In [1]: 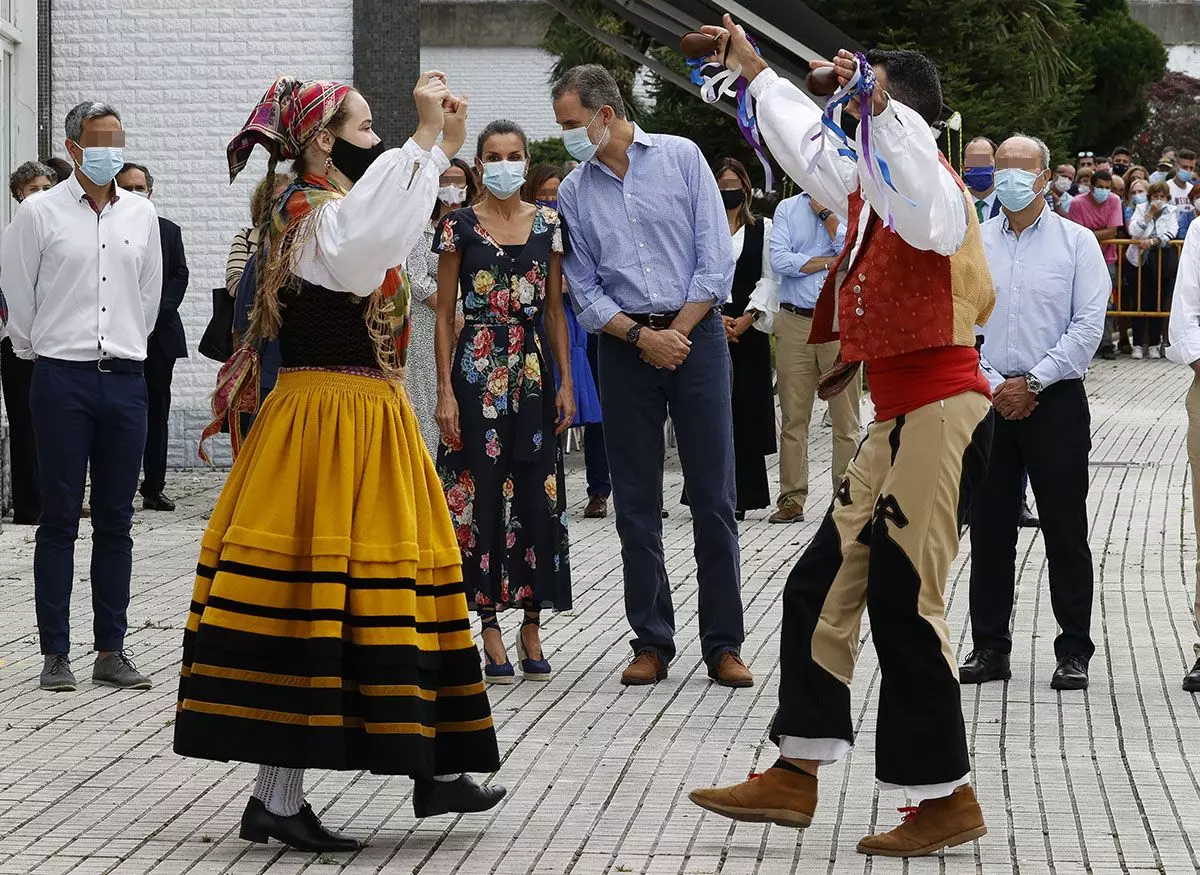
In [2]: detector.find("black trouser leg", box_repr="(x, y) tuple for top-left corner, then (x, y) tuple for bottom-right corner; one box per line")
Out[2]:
(1, 338), (40, 522)
(1021, 381), (1095, 660)
(140, 353), (174, 498)
(969, 412), (1025, 654)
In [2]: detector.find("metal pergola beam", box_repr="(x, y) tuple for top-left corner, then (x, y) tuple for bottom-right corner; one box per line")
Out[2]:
(542, 0), (737, 120)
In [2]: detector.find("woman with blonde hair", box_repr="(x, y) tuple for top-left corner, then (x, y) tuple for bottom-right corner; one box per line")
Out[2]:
(175, 73), (504, 853)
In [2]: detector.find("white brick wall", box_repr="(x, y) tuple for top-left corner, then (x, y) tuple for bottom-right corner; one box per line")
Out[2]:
(419, 45), (564, 150)
(51, 0), (354, 468)
(48, 7), (561, 470)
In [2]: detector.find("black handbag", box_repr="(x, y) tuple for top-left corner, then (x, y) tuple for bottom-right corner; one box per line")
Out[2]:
(198, 286), (234, 362)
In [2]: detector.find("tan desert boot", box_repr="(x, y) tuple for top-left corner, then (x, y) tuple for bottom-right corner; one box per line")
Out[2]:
(857, 784), (987, 857)
(688, 761), (817, 828)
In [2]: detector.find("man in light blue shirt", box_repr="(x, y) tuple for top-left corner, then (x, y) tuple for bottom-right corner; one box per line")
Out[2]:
(768, 192), (858, 524)
(962, 134), (1109, 693)
(553, 64), (749, 689)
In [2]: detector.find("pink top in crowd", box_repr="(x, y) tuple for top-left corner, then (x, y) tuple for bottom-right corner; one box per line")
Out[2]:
(1067, 193), (1124, 265)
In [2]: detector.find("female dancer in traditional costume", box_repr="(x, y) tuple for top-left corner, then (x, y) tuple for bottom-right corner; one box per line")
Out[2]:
(174, 72), (505, 853)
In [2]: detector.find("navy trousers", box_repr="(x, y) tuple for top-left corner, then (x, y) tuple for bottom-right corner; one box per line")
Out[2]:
(597, 311), (743, 666)
(584, 332), (610, 499)
(30, 359), (148, 655)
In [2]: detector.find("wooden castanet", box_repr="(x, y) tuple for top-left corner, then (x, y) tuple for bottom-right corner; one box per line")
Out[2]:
(680, 31), (720, 60)
(806, 65), (840, 96)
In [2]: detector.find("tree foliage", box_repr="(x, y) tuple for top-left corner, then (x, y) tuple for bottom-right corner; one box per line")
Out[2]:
(1068, 8), (1167, 154)
(540, 0), (1164, 175)
(1134, 72), (1200, 164)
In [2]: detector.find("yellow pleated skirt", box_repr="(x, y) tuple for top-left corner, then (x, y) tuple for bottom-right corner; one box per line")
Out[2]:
(174, 370), (500, 777)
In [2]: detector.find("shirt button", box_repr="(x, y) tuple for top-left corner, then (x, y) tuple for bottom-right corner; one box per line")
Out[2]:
(853, 285), (861, 293)
(858, 273), (866, 281)
(102, 277), (107, 282)
(101, 307), (107, 312)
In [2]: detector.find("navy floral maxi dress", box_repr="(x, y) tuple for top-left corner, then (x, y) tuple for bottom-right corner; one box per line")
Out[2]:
(434, 205), (572, 613)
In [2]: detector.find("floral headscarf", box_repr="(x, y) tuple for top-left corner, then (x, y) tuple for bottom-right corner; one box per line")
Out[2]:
(227, 77), (351, 183)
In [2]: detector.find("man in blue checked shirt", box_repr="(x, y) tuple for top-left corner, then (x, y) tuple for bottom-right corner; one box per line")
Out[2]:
(552, 63), (752, 690)
(768, 191), (857, 525)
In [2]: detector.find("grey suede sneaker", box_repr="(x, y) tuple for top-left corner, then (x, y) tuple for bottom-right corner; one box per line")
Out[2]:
(92, 651), (152, 690)
(40, 654), (78, 692)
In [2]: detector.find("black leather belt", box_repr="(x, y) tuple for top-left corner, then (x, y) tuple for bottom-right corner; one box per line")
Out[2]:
(780, 303), (815, 317)
(626, 308), (716, 330)
(40, 356), (144, 375)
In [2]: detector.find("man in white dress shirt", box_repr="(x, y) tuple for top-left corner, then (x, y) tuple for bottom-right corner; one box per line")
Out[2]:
(962, 135), (1108, 692)
(0, 101), (162, 693)
(1167, 219), (1200, 693)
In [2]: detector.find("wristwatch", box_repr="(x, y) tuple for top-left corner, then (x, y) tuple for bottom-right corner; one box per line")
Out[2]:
(626, 323), (644, 345)
(818, 209), (833, 222)
(1024, 373), (1043, 395)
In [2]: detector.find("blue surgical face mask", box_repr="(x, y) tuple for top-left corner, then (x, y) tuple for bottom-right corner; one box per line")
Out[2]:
(1092, 188), (1111, 204)
(481, 160), (527, 199)
(74, 144), (124, 186)
(563, 109), (608, 163)
(994, 168), (1045, 211)
(962, 166), (994, 193)
(1178, 169), (1194, 184)
(1133, 192), (1148, 205)
(536, 198), (559, 211)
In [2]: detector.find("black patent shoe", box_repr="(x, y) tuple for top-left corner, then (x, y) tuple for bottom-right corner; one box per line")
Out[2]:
(1018, 502), (1040, 528)
(959, 648), (1011, 685)
(412, 775), (507, 818)
(142, 493), (176, 511)
(239, 797), (361, 852)
(1183, 657), (1200, 693)
(1050, 654), (1089, 691)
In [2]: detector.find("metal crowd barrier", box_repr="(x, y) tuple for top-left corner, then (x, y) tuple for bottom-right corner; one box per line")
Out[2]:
(1108, 238), (1184, 318)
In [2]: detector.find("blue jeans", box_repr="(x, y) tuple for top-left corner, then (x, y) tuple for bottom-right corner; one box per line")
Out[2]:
(597, 312), (743, 666)
(30, 359), (148, 655)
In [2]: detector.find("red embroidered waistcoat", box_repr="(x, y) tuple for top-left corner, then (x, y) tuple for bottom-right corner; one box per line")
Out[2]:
(808, 157), (995, 362)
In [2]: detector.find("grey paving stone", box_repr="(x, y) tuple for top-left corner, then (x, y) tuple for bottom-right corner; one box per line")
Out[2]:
(0, 362), (1197, 873)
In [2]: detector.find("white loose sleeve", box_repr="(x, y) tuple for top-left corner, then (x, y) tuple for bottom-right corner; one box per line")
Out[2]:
(299, 139), (449, 296)
(1168, 220), (1200, 366)
(862, 99), (967, 256)
(748, 217), (780, 333)
(749, 69), (855, 221)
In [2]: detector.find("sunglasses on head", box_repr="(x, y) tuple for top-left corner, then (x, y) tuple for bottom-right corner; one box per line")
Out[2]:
(1078, 151), (1095, 158)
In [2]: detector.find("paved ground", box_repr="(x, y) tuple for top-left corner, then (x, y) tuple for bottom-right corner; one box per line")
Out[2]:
(1, 360), (1199, 874)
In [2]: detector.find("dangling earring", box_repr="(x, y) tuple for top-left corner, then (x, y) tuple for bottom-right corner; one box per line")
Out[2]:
(324, 156), (333, 173)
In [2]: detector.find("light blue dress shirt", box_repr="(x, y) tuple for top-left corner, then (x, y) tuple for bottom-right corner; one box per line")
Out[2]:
(557, 126), (735, 333)
(768, 193), (847, 310)
(978, 204), (1111, 390)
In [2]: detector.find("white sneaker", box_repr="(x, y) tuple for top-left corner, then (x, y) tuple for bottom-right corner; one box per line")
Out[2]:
(1131, 346), (1144, 360)
(1149, 345), (1162, 359)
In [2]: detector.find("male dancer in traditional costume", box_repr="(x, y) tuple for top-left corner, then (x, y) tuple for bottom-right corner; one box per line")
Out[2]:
(688, 18), (994, 858)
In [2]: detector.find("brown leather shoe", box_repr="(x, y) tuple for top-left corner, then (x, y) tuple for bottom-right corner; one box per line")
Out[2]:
(710, 652), (754, 688)
(620, 651), (667, 685)
(857, 784), (986, 857)
(584, 495), (608, 518)
(769, 503), (804, 524)
(689, 763), (817, 828)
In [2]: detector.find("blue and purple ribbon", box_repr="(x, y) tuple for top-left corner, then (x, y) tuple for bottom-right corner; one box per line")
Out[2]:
(807, 53), (915, 229)
(686, 38), (775, 191)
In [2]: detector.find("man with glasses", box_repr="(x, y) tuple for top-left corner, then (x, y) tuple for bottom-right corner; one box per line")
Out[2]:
(0, 101), (162, 693)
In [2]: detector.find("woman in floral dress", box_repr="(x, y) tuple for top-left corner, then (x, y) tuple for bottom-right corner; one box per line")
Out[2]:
(434, 119), (574, 684)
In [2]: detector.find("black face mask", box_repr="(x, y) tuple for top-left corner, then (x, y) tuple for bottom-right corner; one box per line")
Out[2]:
(1113, 163), (1129, 176)
(721, 189), (747, 210)
(330, 137), (386, 183)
